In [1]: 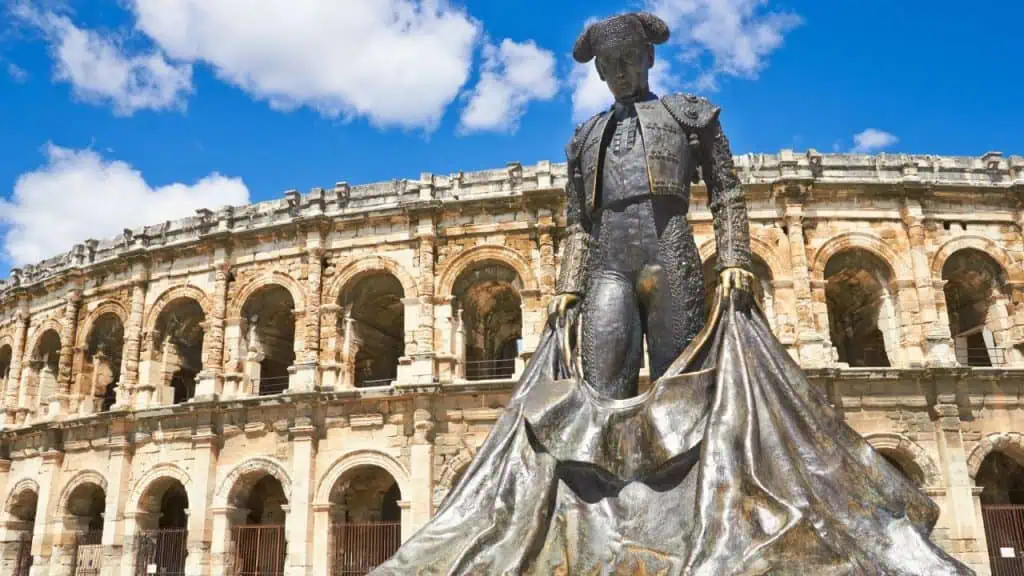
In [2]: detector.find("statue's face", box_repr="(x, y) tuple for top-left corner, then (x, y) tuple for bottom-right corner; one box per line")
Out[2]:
(595, 44), (653, 102)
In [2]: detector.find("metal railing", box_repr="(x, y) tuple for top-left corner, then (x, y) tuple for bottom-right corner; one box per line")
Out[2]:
(983, 505), (1024, 575)
(258, 376), (290, 396)
(72, 531), (104, 576)
(230, 525), (286, 576)
(330, 522), (401, 575)
(356, 378), (394, 388)
(957, 345), (1006, 367)
(465, 358), (516, 381)
(134, 528), (187, 576)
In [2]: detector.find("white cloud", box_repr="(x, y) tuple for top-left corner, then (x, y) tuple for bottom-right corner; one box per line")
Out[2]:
(570, 58), (675, 122)
(459, 39), (558, 133)
(14, 5), (192, 115)
(852, 129), (898, 153)
(128, 0), (481, 130)
(7, 62), (28, 83)
(647, 0), (801, 88)
(0, 144), (249, 266)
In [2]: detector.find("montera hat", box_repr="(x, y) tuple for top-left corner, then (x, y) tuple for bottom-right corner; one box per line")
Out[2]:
(572, 12), (670, 64)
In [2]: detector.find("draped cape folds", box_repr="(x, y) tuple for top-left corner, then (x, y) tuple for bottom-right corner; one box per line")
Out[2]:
(371, 288), (974, 575)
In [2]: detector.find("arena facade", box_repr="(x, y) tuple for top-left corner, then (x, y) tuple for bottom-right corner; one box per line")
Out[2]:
(0, 150), (1022, 575)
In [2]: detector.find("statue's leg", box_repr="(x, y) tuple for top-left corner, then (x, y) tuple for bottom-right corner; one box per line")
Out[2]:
(581, 269), (643, 399)
(642, 215), (705, 381)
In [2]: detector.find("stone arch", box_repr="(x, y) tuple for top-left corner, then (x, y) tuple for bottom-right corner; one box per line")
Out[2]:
(699, 235), (791, 283)
(75, 301), (129, 349)
(143, 285), (212, 334)
(315, 450), (411, 506)
(967, 432), (1024, 480)
(326, 256), (419, 302)
(864, 432), (941, 487)
(931, 235), (1023, 282)
(437, 245), (539, 297)
(57, 470), (108, 515)
(26, 318), (65, 355)
(0, 334), (14, 352)
(810, 231), (911, 282)
(227, 271), (307, 320)
(214, 456), (293, 508)
(432, 449), (474, 508)
(126, 463), (194, 514)
(3, 477), (39, 518)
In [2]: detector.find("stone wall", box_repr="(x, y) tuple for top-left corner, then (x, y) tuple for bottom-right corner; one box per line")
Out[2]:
(0, 150), (1020, 574)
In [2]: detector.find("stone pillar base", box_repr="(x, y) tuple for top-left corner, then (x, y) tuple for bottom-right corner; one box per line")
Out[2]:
(396, 354), (435, 387)
(193, 370), (222, 402)
(288, 361), (319, 393)
(47, 393), (72, 418)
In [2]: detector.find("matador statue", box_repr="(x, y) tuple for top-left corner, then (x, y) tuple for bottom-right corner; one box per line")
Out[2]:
(372, 12), (974, 576)
(549, 11), (755, 398)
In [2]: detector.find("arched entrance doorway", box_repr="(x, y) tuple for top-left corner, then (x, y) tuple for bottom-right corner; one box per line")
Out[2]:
(977, 450), (1024, 574)
(152, 297), (206, 405)
(823, 249), (900, 367)
(133, 478), (189, 575)
(328, 465), (402, 575)
(228, 474), (288, 576)
(64, 481), (106, 576)
(943, 248), (1011, 367)
(452, 262), (523, 381)
(239, 285), (297, 396)
(3, 484), (37, 576)
(337, 272), (405, 388)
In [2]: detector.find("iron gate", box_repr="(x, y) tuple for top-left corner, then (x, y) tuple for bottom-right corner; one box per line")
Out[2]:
(330, 522), (401, 575)
(134, 528), (187, 576)
(13, 536), (32, 576)
(230, 525), (286, 576)
(984, 505), (1024, 575)
(71, 531), (103, 576)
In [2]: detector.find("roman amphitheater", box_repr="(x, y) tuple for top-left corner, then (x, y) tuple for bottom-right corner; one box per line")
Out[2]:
(0, 149), (1022, 576)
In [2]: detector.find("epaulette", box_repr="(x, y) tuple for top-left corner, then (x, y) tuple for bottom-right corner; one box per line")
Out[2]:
(660, 93), (721, 131)
(567, 112), (603, 161)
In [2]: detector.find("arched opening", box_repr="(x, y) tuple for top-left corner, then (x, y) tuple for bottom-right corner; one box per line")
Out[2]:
(824, 249), (898, 367)
(877, 450), (925, 488)
(228, 473), (287, 576)
(943, 249), (1011, 367)
(240, 285), (297, 396)
(80, 313), (124, 414)
(328, 465), (403, 575)
(0, 345), (12, 404)
(703, 254), (776, 330)
(338, 273), (405, 388)
(26, 330), (61, 417)
(133, 479), (189, 574)
(5, 486), (37, 576)
(978, 451), (1024, 572)
(153, 298), (205, 405)
(64, 482), (106, 574)
(452, 262), (523, 381)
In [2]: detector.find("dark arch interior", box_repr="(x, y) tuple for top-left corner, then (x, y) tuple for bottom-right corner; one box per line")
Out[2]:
(977, 451), (1024, 505)
(240, 475), (288, 526)
(34, 329), (62, 372)
(155, 298), (205, 404)
(341, 273), (405, 387)
(824, 249), (894, 367)
(0, 344), (12, 381)
(453, 262), (523, 381)
(330, 465), (403, 524)
(85, 312), (125, 412)
(942, 248), (1007, 367)
(66, 482), (106, 535)
(241, 285), (297, 395)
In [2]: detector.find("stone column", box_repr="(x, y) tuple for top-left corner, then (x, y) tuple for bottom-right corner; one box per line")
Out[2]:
(784, 204), (828, 366)
(186, 418), (219, 576)
(4, 310), (29, 423)
(29, 448), (62, 575)
(196, 264), (229, 400)
(100, 430), (130, 576)
(396, 219), (436, 388)
(117, 278), (146, 409)
(52, 290), (83, 416)
(892, 279), (925, 367)
(311, 504), (334, 576)
(901, 201), (956, 366)
(408, 407), (435, 537)
(537, 222), (557, 296)
(285, 419), (316, 575)
(932, 279), (960, 365)
(291, 248), (324, 392)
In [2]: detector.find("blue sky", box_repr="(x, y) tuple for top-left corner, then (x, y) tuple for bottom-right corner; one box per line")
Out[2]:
(0, 0), (1021, 274)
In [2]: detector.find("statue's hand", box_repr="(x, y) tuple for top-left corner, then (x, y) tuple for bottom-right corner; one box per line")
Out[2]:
(719, 267), (757, 296)
(547, 293), (580, 325)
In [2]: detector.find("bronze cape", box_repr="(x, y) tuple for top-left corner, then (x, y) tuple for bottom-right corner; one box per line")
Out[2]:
(371, 289), (973, 575)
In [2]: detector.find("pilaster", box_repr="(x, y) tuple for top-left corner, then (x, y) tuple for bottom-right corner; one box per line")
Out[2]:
(196, 263), (230, 401)
(117, 276), (147, 410)
(4, 309), (29, 422)
(52, 290), (83, 416)
(783, 199), (827, 366)
(285, 418), (316, 575)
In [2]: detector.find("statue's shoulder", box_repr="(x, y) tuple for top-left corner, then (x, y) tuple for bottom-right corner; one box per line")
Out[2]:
(660, 92), (721, 130)
(567, 111), (606, 158)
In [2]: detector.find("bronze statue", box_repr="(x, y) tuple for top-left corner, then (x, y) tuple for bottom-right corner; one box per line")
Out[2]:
(372, 12), (974, 575)
(549, 12), (755, 399)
